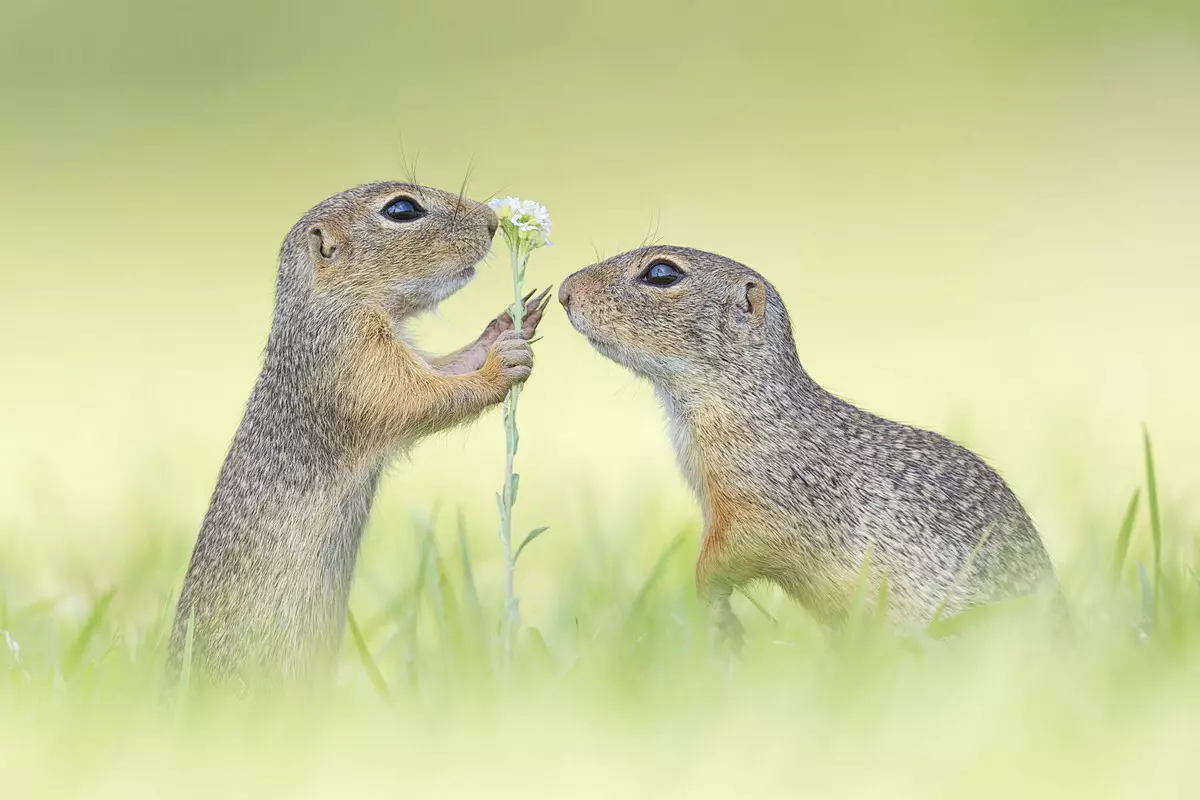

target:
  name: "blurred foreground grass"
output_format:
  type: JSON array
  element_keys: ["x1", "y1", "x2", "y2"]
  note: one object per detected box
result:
[{"x1": 2, "y1": 436, "x2": 1198, "y2": 798}]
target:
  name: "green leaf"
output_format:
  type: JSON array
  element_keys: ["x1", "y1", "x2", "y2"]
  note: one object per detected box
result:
[
  {"x1": 514, "y1": 526, "x2": 550, "y2": 564},
  {"x1": 1110, "y1": 488, "x2": 1141, "y2": 588},
  {"x1": 347, "y1": 611, "x2": 390, "y2": 700},
  {"x1": 848, "y1": 546, "x2": 875, "y2": 624},
  {"x1": 457, "y1": 509, "x2": 484, "y2": 633},
  {"x1": 874, "y1": 575, "x2": 890, "y2": 624},
  {"x1": 927, "y1": 595, "x2": 1035, "y2": 640},
  {"x1": 1142, "y1": 426, "x2": 1163, "y2": 615},
  {"x1": 1137, "y1": 562, "x2": 1155, "y2": 634},
  {"x1": 932, "y1": 524, "x2": 995, "y2": 625},
  {"x1": 737, "y1": 588, "x2": 778, "y2": 625},
  {"x1": 175, "y1": 608, "x2": 195, "y2": 722},
  {"x1": 623, "y1": 530, "x2": 689, "y2": 631},
  {"x1": 62, "y1": 589, "x2": 116, "y2": 680}
]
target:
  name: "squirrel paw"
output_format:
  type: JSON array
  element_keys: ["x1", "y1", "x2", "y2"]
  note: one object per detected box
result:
[
  {"x1": 484, "y1": 330, "x2": 533, "y2": 393},
  {"x1": 714, "y1": 610, "x2": 745, "y2": 658},
  {"x1": 485, "y1": 287, "x2": 553, "y2": 342}
]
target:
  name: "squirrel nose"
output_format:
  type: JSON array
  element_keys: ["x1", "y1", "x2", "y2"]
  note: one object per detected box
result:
[
  {"x1": 558, "y1": 282, "x2": 571, "y2": 308},
  {"x1": 486, "y1": 215, "x2": 498, "y2": 239}
]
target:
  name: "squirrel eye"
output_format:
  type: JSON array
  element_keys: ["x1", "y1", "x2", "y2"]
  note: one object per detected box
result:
[
  {"x1": 382, "y1": 197, "x2": 425, "y2": 222},
  {"x1": 641, "y1": 262, "x2": 684, "y2": 287}
]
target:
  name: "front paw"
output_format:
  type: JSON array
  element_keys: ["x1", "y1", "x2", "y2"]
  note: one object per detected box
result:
[
  {"x1": 482, "y1": 330, "x2": 533, "y2": 397},
  {"x1": 483, "y1": 288, "x2": 553, "y2": 343}
]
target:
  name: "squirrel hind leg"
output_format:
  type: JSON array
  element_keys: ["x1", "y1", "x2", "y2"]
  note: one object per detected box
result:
[{"x1": 702, "y1": 582, "x2": 745, "y2": 657}]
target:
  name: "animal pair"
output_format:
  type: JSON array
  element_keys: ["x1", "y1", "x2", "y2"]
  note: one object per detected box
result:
[{"x1": 169, "y1": 181, "x2": 1057, "y2": 687}]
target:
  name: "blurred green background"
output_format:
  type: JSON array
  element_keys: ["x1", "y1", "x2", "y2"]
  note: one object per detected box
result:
[{"x1": 1, "y1": 0, "x2": 1198, "y2": 583}]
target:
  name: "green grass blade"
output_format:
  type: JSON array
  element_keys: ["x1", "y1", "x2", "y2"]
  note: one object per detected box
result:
[
  {"x1": 514, "y1": 526, "x2": 550, "y2": 564},
  {"x1": 175, "y1": 608, "x2": 195, "y2": 721},
  {"x1": 456, "y1": 509, "x2": 485, "y2": 641},
  {"x1": 623, "y1": 530, "x2": 688, "y2": 629},
  {"x1": 348, "y1": 610, "x2": 390, "y2": 699},
  {"x1": 1136, "y1": 562, "x2": 1155, "y2": 634},
  {"x1": 874, "y1": 575, "x2": 890, "y2": 625},
  {"x1": 737, "y1": 588, "x2": 778, "y2": 625},
  {"x1": 421, "y1": 523, "x2": 452, "y2": 670},
  {"x1": 1110, "y1": 488, "x2": 1141, "y2": 588},
  {"x1": 62, "y1": 589, "x2": 115, "y2": 680},
  {"x1": 847, "y1": 546, "x2": 875, "y2": 625},
  {"x1": 1142, "y1": 426, "x2": 1163, "y2": 615},
  {"x1": 931, "y1": 525, "x2": 995, "y2": 625}
]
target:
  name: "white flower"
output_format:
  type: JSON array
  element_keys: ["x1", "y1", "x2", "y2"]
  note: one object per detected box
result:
[{"x1": 487, "y1": 196, "x2": 552, "y2": 248}]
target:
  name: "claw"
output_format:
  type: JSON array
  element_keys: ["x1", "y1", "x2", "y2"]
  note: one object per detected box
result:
[{"x1": 529, "y1": 286, "x2": 552, "y2": 307}]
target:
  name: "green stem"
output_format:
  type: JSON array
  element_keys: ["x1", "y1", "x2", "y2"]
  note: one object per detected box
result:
[{"x1": 499, "y1": 238, "x2": 527, "y2": 663}]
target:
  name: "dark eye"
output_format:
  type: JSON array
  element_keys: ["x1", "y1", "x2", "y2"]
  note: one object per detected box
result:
[
  {"x1": 641, "y1": 261, "x2": 684, "y2": 287},
  {"x1": 382, "y1": 197, "x2": 425, "y2": 222}
]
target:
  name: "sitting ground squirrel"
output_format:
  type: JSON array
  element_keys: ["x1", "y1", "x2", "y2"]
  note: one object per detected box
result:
[
  {"x1": 559, "y1": 246, "x2": 1058, "y2": 650},
  {"x1": 167, "y1": 181, "x2": 550, "y2": 686}
]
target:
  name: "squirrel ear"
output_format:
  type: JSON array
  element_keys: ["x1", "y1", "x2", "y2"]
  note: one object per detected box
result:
[
  {"x1": 736, "y1": 279, "x2": 766, "y2": 325},
  {"x1": 307, "y1": 225, "x2": 340, "y2": 266}
]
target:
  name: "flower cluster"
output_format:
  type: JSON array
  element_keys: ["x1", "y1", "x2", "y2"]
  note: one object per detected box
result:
[{"x1": 488, "y1": 196, "x2": 553, "y2": 249}]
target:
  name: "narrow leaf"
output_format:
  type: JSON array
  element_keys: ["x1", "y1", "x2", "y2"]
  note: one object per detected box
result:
[
  {"x1": 848, "y1": 546, "x2": 875, "y2": 623},
  {"x1": 874, "y1": 575, "x2": 890, "y2": 624},
  {"x1": 175, "y1": 608, "x2": 195, "y2": 722},
  {"x1": 932, "y1": 524, "x2": 995, "y2": 625},
  {"x1": 347, "y1": 611, "x2": 390, "y2": 699},
  {"x1": 514, "y1": 526, "x2": 550, "y2": 564},
  {"x1": 457, "y1": 509, "x2": 484, "y2": 631},
  {"x1": 1137, "y1": 561, "x2": 1155, "y2": 635},
  {"x1": 623, "y1": 531, "x2": 688, "y2": 629},
  {"x1": 62, "y1": 589, "x2": 116, "y2": 679},
  {"x1": 1110, "y1": 488, "x2": 1141, "y2": 588},
  {"x1": 1142, "y1": 426, "x2": 1163, "y2": 614},
  {"x1": 737, "y1": 588, "x2": 778, "y2": 625}
]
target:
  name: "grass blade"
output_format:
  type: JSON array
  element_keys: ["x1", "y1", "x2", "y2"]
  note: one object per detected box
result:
[
  {"x1": 623, "y1": 530, "x2": 688, "y2": 630},
  {"x1": 737, "y1": 588, "x2": 778, "y2": 625},
  {"x1": 174, "y1": 609, "x2": 195, "y2": 721},
  {"x1": 874, "y1": 575, "x2": 890, "y2": 625},
  {"x1": 1142, "y1": 426, "x2": 1163, "y2": 615},
  {"x1": 62, "y1": 589, "x2": 115, "y2": 680},
  {"x1": 1110, "y1": 488, "x2": 1141, "y2": 588},
  {"x1": 457, "y1": 509, "x2": 483, "y2": 625},
  {"x1": 931, "y1": 525, "x2": 994, "y2": 625},
  {"x1": 848, "y1": 546, "x2": 875, "y2": 625},
  {"x1": 347, "y1": 611, "x2": 390, "y2": 699},
  {"x1": 1136, "y1": 562, "x2": 1154, "y2": 635},
  {"x1": 514, "y1": 526, "x2": 550, "y2": 564}
]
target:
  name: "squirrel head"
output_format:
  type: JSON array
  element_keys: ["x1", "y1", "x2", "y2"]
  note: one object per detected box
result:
[
  {"x1": 559, "y1": 245, "x2": 796, "y2": 391},
  {"x1": 282, "y1": 181, "x2": 498, "y2": 317}
]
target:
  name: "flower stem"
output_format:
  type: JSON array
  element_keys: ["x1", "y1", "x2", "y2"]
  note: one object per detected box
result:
[{"x1": 499, "y1": 238, "x2": 526, "y2": 663}]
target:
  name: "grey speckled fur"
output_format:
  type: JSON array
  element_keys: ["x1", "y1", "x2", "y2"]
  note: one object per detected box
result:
[
  {"x1": 560, "y1": 246, "x2": 1058, "y2": 645},
  {"x1": 166, "y1": 181, "x2": 536, "y2": 687}
]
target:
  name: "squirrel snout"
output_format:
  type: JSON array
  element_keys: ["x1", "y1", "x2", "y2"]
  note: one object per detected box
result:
[
  {"x1": 558, "y1": 281, "x2": 572, "y2": 308},
  {"x1": 486, "y1": 215, "x2": 498, "y2": 239}
]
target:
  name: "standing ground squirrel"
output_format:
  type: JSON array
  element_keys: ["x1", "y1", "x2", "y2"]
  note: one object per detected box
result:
[
  {"x1": 168, "y1": 181, "x2": 550, "y2": 686},
  {"x1": 559, "y1": 246, "x2": 1058, "y2": 650}
]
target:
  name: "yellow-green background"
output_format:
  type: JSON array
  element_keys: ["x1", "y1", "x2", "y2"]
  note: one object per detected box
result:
[{"x1": 2, "y1": 0, "x2": 1198, "y2": 583}]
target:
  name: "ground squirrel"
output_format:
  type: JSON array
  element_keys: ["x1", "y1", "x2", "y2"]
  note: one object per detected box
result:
[
  {"x1": 559, "y1": 246, "x2": 1057, "y2": 650},
  {"x1": 167, "y1": 181, "x2": 550, "y2": 686}
]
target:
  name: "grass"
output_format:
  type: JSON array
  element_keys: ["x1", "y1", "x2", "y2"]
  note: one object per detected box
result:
[{"x1": 1, "y1": 439, "x2": 1198, "y2": 798}]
